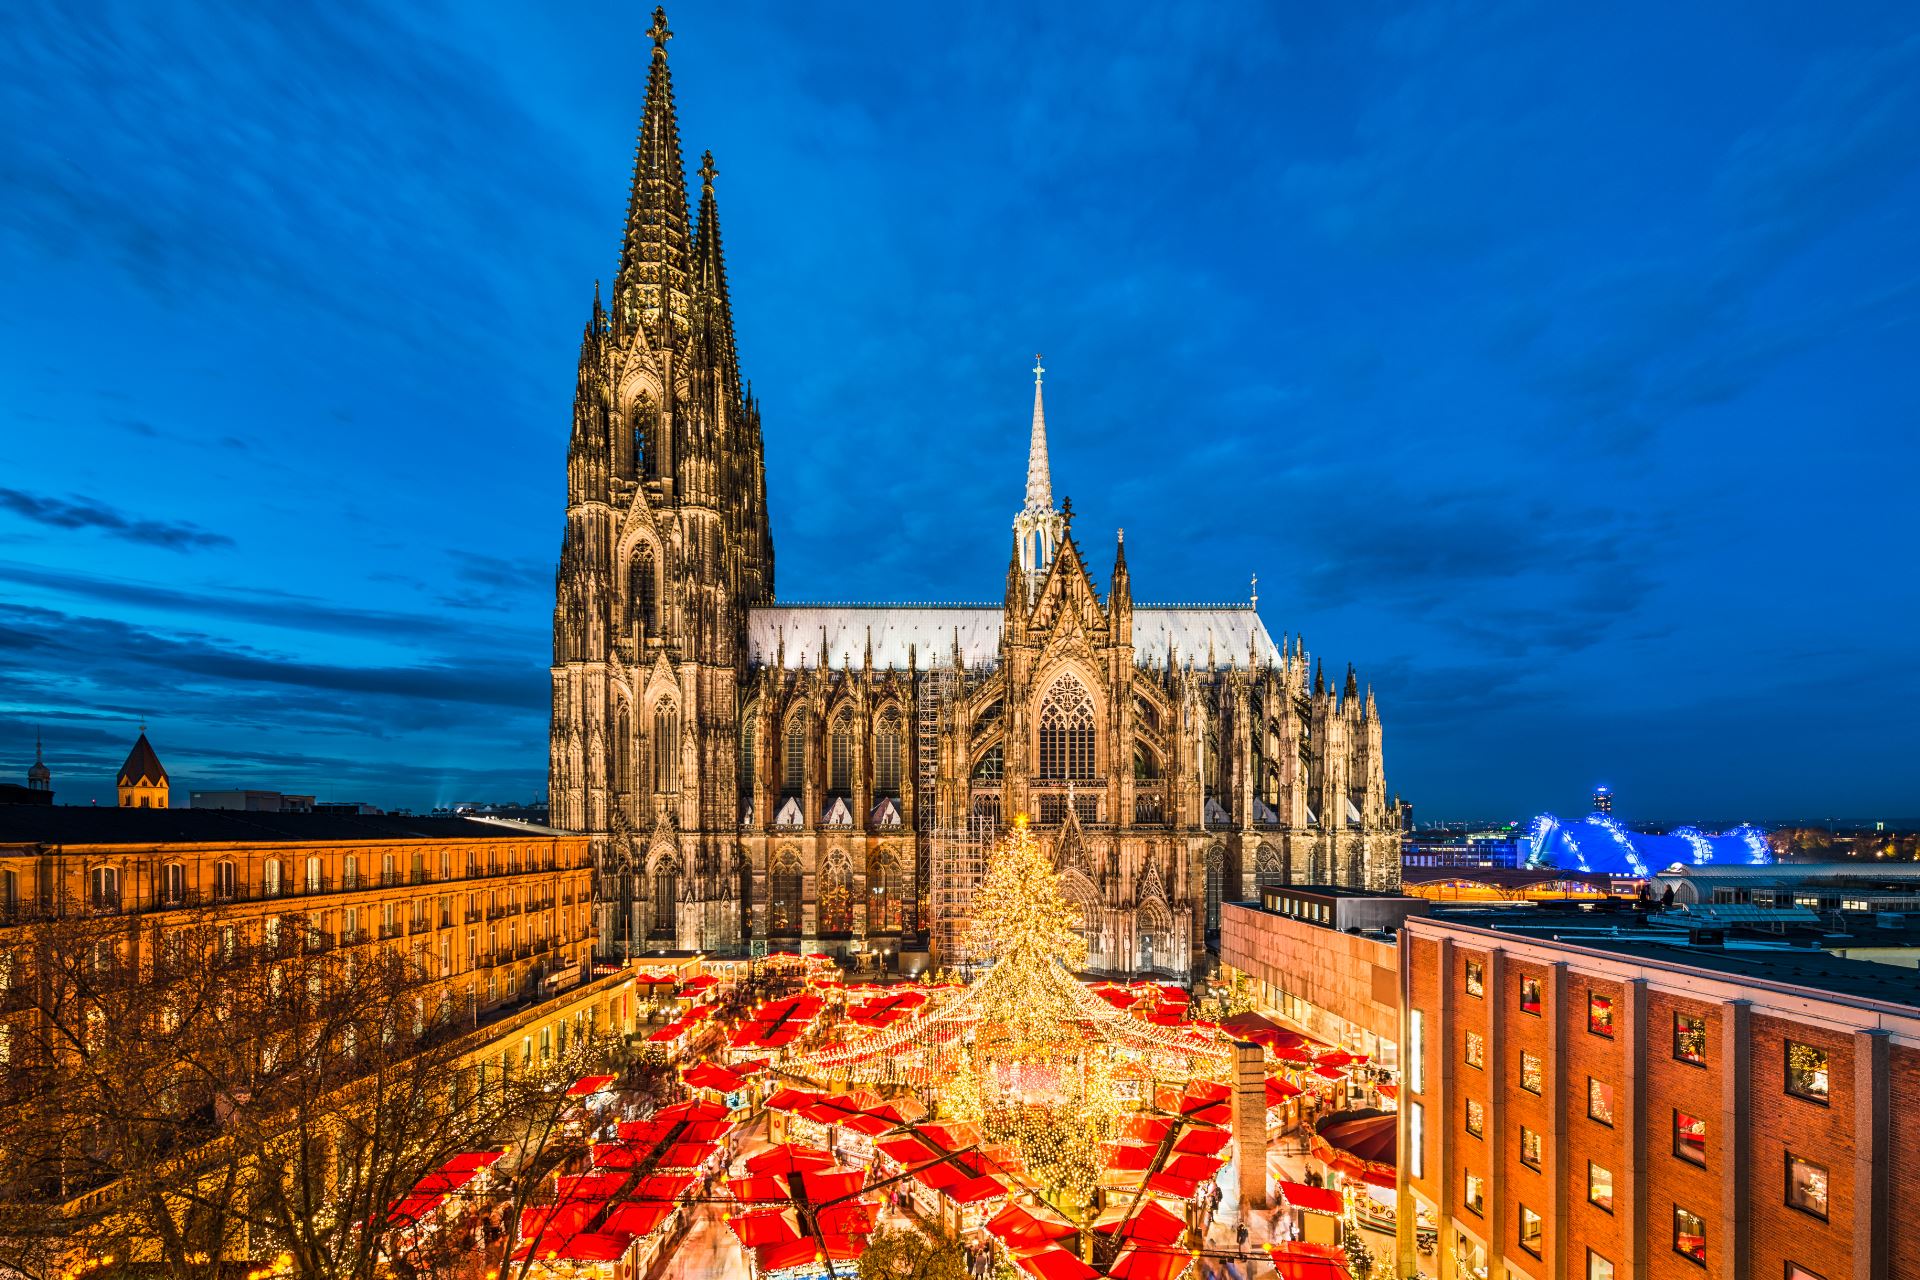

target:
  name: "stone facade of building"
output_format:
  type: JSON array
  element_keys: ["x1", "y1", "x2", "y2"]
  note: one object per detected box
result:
[{"x1": 548, "y1": 9, "x2": 1402, "y2": 976}]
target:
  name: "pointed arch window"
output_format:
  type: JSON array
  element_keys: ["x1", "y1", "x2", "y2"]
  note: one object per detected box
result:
[
  {"x1": 1038, "y1": 676, "x2": 1096, "y2": 781},
  {"x1": 783, "y1": 714, "x2": 807, "y2": 793},
  {"x1": 874, "y1": 710, "x2": 903, "y2": 796},
  {"x1": 972, "y1": 744, "x2": 1004, "y2": 782},
  {"x1": 653, "y1": 702, "x2": 679, "y2": 792},
  {"x1": 869, "y1": 851, "x2": 905, "y2": 933},
  {"x1": 818, "y1": 853, "x2": 853, "y2": 935},
  {"x1": 828, "y1": 711, "x2": 854, "y2": 794},
  {"x1": 769, "y1": 854, "x2": 803, "y2": 937},
  {"x1": 614, "y1": 705, "x2": 632, "y2": 797},
  {"x1": 1204, "y1": 846, "x2": 1226, "y2": 935},
  {"x1": 649, "y1": 857, "x2": 676, "y2": 938},
  {"x1": 739, "y1": 714, "x2": 757, "y2": 794},
  {"x1": 628, "y1": 547, "x2": 657, "y2": 635},
  {"x1": 630, "y1": 393, "x2": 656, "y2": 479}
]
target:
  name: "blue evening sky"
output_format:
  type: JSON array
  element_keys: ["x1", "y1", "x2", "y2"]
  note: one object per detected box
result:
[{"x1": 1, "y1": 2, "x2": 1915, "y2": 821}]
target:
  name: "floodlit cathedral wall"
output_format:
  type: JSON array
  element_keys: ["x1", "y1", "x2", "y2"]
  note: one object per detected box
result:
[{"x1": 548, "y1": 10, "x2": 1403, "y2": 977}]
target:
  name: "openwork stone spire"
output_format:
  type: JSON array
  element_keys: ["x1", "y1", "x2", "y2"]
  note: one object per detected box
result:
[
  {"x1": 1013, "y1": 355, "x2": 1067, "y2": 592},
  {"x1": 615, "y1": 6, "x2": 694, "y2": 340}
]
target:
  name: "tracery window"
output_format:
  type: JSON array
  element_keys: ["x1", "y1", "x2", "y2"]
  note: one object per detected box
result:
[
  {"x1": 769, "y1": 854, "x2": 803, "y2": 936},
  {"x1": 1037, "y1": 676, "x2": 1096, "y2": 781},
  {"x1": 1204, "y1": 847, "x2": 1226, "y2": 934},
  {"x1": 818, "y1": 853, "x2": 853, "y2": 935},
  {"x1": 653, "y1": 702, "x2": 678, "y2": 792},
  {"x1": 972, "y1": 744, "x2": 1003, "y2": 781},
  {"x1": 869, "y1": 851, "x2": 906, "y2": 933},
  {"x1": 783, "y1": 714, "x2": 807, "y2": 792},
  {"x1": 649, "y1": 859, "x2": 676, "y2": 937},
  {"x1": 739, "y1": 714, "x2": 757, "y2": 794},
  {"x1": 628, "y1": 547, "x2": 656, "y2": 633},
  {"x1": 874, "y1": 710, "x2": 903, "y2": 796},
  {"x1": 829, "y1": 711, "x2": 854, "y2": 793}
]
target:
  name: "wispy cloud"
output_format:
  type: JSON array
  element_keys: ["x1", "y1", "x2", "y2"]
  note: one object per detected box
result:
[{"x1": 0, "y1": 488, "x2": 234, "y2": 551}]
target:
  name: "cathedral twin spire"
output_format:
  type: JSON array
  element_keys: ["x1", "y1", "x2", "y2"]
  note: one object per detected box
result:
[{"x1": 1013, "y1": 355, "x2": 1067, "y2": 592}]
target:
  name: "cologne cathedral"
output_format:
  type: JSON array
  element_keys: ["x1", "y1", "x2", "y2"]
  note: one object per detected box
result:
[{"x1": 549, "y1": 10, "x2": 1402, "y2": 976}]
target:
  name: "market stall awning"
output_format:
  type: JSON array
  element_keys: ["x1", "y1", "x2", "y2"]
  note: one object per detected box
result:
[
  {"x1": 518, "y1": 1201, "x2": 600, "y2": 1242},
  {"x1": 411, "y1": 1169, "x2": 477, "y2": 1196},
  {"x1": 567, "y1": 1074, "x2": 618, "y2": 1097},
  {"x1": 600, "y1": 1201, "x2": 672, "y2": 1237},
  {"x1": 654, "y1": 1098, "x2": 731, "y2": 1125},
  {"x1": 555, "y1": 1173, "x2": 627, "y2": 1201},
  {"x1": 1102, "y1": 1143, "x2": 1159, "y2": 1174},
  {"x1": 745, "y1": 1143, "x2": 834, "y2": 1175},
  {"x1": 1015, "y1": 1246, "x2": 1101, "y2": 1280},
  {"x1": 515, "y1": 1230, "x2": 632, "y2": 1263},
  {"x1": 728, "y1": 1207, "x2": 803, "y2": 1248},
  {"x1": 1315, "y1": 1110, "x2": 1396, "y2": 1165},
  {"x1": 1108, "y1": 1243, "x2": 1191, "y2": 1280},
  {"x1": 681, "y1": 1061, "x2": 746, "y2": 1092},
  {"x1": 1268, "y1": 1242, "x2": 1351, "y2": 1280},
  {"x1": 1172, "y1": 1128, "x2": 1232, "y2": 1157},
  {"x1": 654, "y1": 1142, "x2": 719, "y2": 1169},
  {"x1": 1276, "y1": 1181, "x2": 1343, "y2": 1215},
  {"x1": 384, "y1": 1195, "x2": 443, "y2": 1227},
  {"x1": 628, "y1": 1173, "x2": 695, "y2": 1201},
  {"x1": 1266, "y1": 1077, "x2": 1304, "y2": 1105},
  {"x1": 441, "y1": 1151, "x2": 505, "y2": 1172},
  {"x1": 986, "y1": 1201, "x2": 1077, "y2": 1250},
  {"x1": 763, "y1": 1087, "x2": 827, "y2": 1114},
  {"x1": 1092, "y1": 1198, "x2": 1187, "y2": 1246},
  {"x1": 724, "y1": 1175, "x2": 792, "y2": 1203}
]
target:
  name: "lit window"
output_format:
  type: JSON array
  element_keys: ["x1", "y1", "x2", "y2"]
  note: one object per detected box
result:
[
  {"x1": 1465, "y1": 1100, "x2": 1485, "y2": 1137},
  {"x1": 1786, "y1": 1265, "x2": 1826, "y2": 1280},
  {"x1": 1465, "y1": 960, "x2": 1484, "y2": 997},
  {"x1": 1674, "y1": 1011, "x2": 1707, "y2": 1065},
  {"x1": 1674, "y1": 1110, "x2": 1707, "y2": 1165},
  {"x1": 1408, "y1": 1102, "x2": 1425, "y2": 1178},
  {"x1": 1588, "y1": 1251, "x2": 1615, "y2": 1280},
  {"x1": 1520, "y1": 1126, "x2": 1541, "y2": 1169},
  {"x1": 1673, "y1": 1206, "x2": 1706, "y2": 1264},
  {"x1": 1408, "y1": 1010, "x2": 1425, "y2": 1093},
  {"x1": 1520, "y1": 1051, "x2": 1542, "y2": 1094},
  {"x1": 1588, "y1": 1163, "x2": 1613, "y2": 1212},
  {"x1": 1786, "y1": 1155, "x2": 1828, "y2": 1219},
  {"x1": 1464, "y1": 1172, "x2": 1484, "y2": 1216},
  {"x1": 1519, "y1": 1206, "x2": 1543, "y2": 1257},
  {"x1": 1786, "y1": 1041, "x2": 1829, "y2": 1103},
  {"x1": 1588, "y1": 1078, "x2": 1614, "y2": 1126},
  {"x1": 1520, "y1": 976, "x2": 1542, "y2": 1015},
  {"x1": 1037, "y1": 676, "x2": 1096, "y2": 780},
  {"x1": 1465, "y1": 1031, "x2": 1484, "y2": 1069},
  {"x1": 1588, "y1": 992, "x2": 1614, "y2": 1038}
]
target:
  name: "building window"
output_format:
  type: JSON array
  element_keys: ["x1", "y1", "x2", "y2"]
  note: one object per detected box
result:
[
  {"x1": 1588, "y1": 1078, "x2": 1614, "y2": 1126},
  {"x1": 768, "y1": 854, "x2": 803, "y2": 936},
  {"x1": 263, "y1": 859, "x2": 284, "y2": 897},
  {"x1": 1465, "y1": 960, "x2": 1485, "y2": 997},
  {"x1": 817, "y1": 855, "x2": 853, "y2": 935},
  {"x1": 1674, "y1": 1111, "x2": 1707, "y2": 1165},
  {"x1": 874, "y1": 710, "x2": 903, "y2": 796},
  {"x1": 1464, "y1": 1031, "x2": 1484, "y2": 1069},
  {"x1": 649, "y1": 860, "x2": 676, "y2": 938},
  {"x1": 1674, "y1": 1011, "x2": 1707, "y2": 1065},
  {"x1": 1588, "y1": 992, "x2": 1614, "y2": 1038},
  {"x1": 1785, "y1": 1041, "x2": 1829, "y2": 1104},
  {"x1": 739, "y1": 716, "x2": 757, "y2": 797},
  {"x1": 160, "y1": 863, "x2": 187, "y2": 905},
  {"x1": 1520, "y1": 1126, "x2": 1541, "y2": 1169},
  {"x1": 304, "y1": 856, "x2": 324, "y2": 893},
  {"x1": 1673, "y1": 1206, "x2": 1706, "y2": 1265},
  {"x1": 1518, "y1": 1206, "x2": 1542, "y2": 1257},
  {"x1": 869, "y1": 850, "x2": 906, "y2": 933},
  {"x1": 1519, "y1": 1051, "x2": 1542, "y2": 1095},
  {"x1": 1588, "y1": 1252, "x2": 1615, "y2": 1280},
  {"x1": 1786, "y1": 1266, "x2": 1826, "y2": 1280},
  {"x1": 1037, "y1": 675, "x2": 1096, "y2": 781},
  {"x1": 1520, "y1": 976, "x2": 1542, "y2": 1015},
  {"x1": 1465, "y1": 1100, "x2": 1484, "y2": 1137},
  {"x1": 1408, "y1": 1011, "x2": 1425, "y2": 1093},
  {"x1": 1785, "y1": 1154, "x2": 1828, "y2": 1219},
  {"x1": 828, "y1": 711, "x2": 854, "y2": 792},
  {"x1": 1464, "y1": 1172, "x2": 1484, "y2": 1216},
  {"x1": 1588, "y1": 1162, "x2": 1613, "y2": 1212},
  {"x1": 783, "y1": 715, "x2": 807, "y2": 792},
  {"x1": 1408, "y1": 1102, "x2": 1425, "y2": 1179},
  {"x1": 653, "y1": 702, "x2": 679, "y2": 792},
  {"x1": 214, "y1": 860, "x2": 236, "y2": 899},
  {"x1": 627, "y1": 546, "x2": 656, "y2": 632}
]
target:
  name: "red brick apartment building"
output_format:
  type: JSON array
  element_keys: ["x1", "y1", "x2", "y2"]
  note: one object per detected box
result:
[{"x1": 1396, "y1": 912, "x2": 1918, "y2": 1280}]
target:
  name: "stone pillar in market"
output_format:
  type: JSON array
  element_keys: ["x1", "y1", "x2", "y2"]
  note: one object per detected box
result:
[{"x1": 1233, "y1": 1040, "x2": 1268, "y2": 1210}]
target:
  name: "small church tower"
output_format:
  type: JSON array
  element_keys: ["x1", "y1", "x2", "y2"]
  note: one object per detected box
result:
[
  {"x1": 27, "y1": 732, "x2": 51, "y2": 793},
  {"x1": 117, "y1": 730, "x2": 169, "y2": 809}
]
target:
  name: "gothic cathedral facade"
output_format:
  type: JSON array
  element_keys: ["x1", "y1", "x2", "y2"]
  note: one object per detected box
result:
[{"x1": 549, "y1": 11, "x2": 1403, "y2": 978}]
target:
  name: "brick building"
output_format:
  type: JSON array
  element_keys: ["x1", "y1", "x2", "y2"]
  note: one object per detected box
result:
[{"x1": 1397, "y1": 912, "x2": 1917, "y2": 1280}]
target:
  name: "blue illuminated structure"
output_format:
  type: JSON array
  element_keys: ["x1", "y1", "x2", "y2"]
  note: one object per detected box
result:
[{"x1": 1523, "y1": 807, "x2": 1770, "y2": 876}]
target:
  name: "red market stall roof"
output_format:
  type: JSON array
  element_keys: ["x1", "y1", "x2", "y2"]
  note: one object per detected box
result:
[
  {"x1": 1108, "y1": 1244, "x2": 1191, "y2": 1280},
  {"x1": 411, "y1": 1169, "x2": 477, "y2": 1196},
  {"x1": 634, "y1": 972, "x2": 679, "y2": 986},
  {"x1": 678, "y1": 1120, "x2": 732, "y2": 1143},
  {"x1": 1091, "y1": 985, "x2": 1141, "y2": 1009},
  {"x1": 1315, "y1": 1111, "x2": 1397, "y2": 1165},
  {"x1": 616, "y1": 1118, "x2": 677, "y2": 1144},
  {"x1": 654, "y1": 1099, "x2": 732, "y2": 1125},
  {"x1": 442, "y1": 1151, "x2": 505, "y2": 1172},
  {"x1": 1163, "y1": 1153, "x2": 1225, "y2": 1182},
  {"x1": 986, "y1": 1201, "x2": 1077, "y2": 1250},
  {"x1": 1092, "y1": 1198, "x2": 1187, "y2": 1246},
  {"x1": 681, "y1": 974, "x2": 718, "y2": 992},
  {"x1": 519, "y1": 1202, "x2": 600, "y2": 1241},
  {"x1": 1102, "y1": 1143, "x2": 1159, "y2": 1174},
  {"x1": 764, "y1": 1087, "x2": 828, "y2": 1114},
  {"x1": 566, "y1": 1074, "x2": 618, "y2": 1097},
  {"x1": 754, "y1": 1234, "x2": 865, "y2": 1272},
  {"x1": 1015, "y1": 1247, "x2": 1101, "y2": 1280},
  {"x1": 653, "y1": 1142, "x2": 719, "y2": 1170},
  {"x1": 555, "y1": 1173, "x2": 627, "y2": 1201},
  {"x1": 681, "y1": 1062, "x2": 746, "y2": 1092},
  {"x1": 729, "y1": 1208, "x2": 804, "y2": 1248},
  {"x1": 724, "y1": 1175, "x2": 792, "y2": 1203},
  {"x1": 746, "y1": 1143, "x2": 835, "y2": 1175},
  {"x1": 1155, "y1": 984, "x2": 1192, "y2": 1004},
  {"x1": 1377, "y1": 1083, "x2": 1398, "y2": 1100},
  {"x1": 1268, "y1": 1242, "x2": 1351, "y2": 1280},
  {"x1": 385, "y1": 1195, "x2": 443, "y2": 1227},
  {"x1": 1266, "y1": 1077, "x2": 1304, "y2": 1105},
  {"x1": 1310, "y1": 1065, "x2": 1347, "y2": 1080},
  {"x1": 600, "y1": 1201, "x2": 673, "y2": 1237},
  {"x1": 1172, "y1": 1128, "x2": 1233, "y2": 1156},
  {"x1": 1120, "y1": 1115, "x2": 1175, "y2": 1143},
  {"x1": 1276, "y1": 1182, "x2": 1344, "y2": 1215},
  {"x1": 513, "y1": 1230, "x2": 632, "y2": 1263},
  {"x1": 628, "y1": 1173, "x2": 695, "y2": 1201}
]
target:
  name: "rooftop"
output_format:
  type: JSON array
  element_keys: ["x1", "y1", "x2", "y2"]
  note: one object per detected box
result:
[
  {"x1": 1417, "y1": 903, "x2": 1920, "y2": 1010},
  {"x1": 0, "y1": 806, "x2": 571, "y2": 848}
]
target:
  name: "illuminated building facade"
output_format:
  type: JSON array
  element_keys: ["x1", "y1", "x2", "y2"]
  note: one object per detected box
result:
[
  {"x1": 547, "y1": 9, "x2": 1404, "y2": 974},
  {"x1": 1397, "y1": 912, "x2": 1918, "y2": 1280}
]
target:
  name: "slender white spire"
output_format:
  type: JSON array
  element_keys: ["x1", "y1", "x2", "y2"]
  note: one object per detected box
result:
[
  {"x1": 1012, "y1": 354, "x2": 1067, "y2": 593},
  {"x1": 1024, "y1": 354, "x2": 1053, "y2": 514}
]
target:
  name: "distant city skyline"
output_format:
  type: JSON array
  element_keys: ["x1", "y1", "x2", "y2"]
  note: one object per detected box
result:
[{"x1": 2, "y1": 2, "x2": 1916, "y2": 818}]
